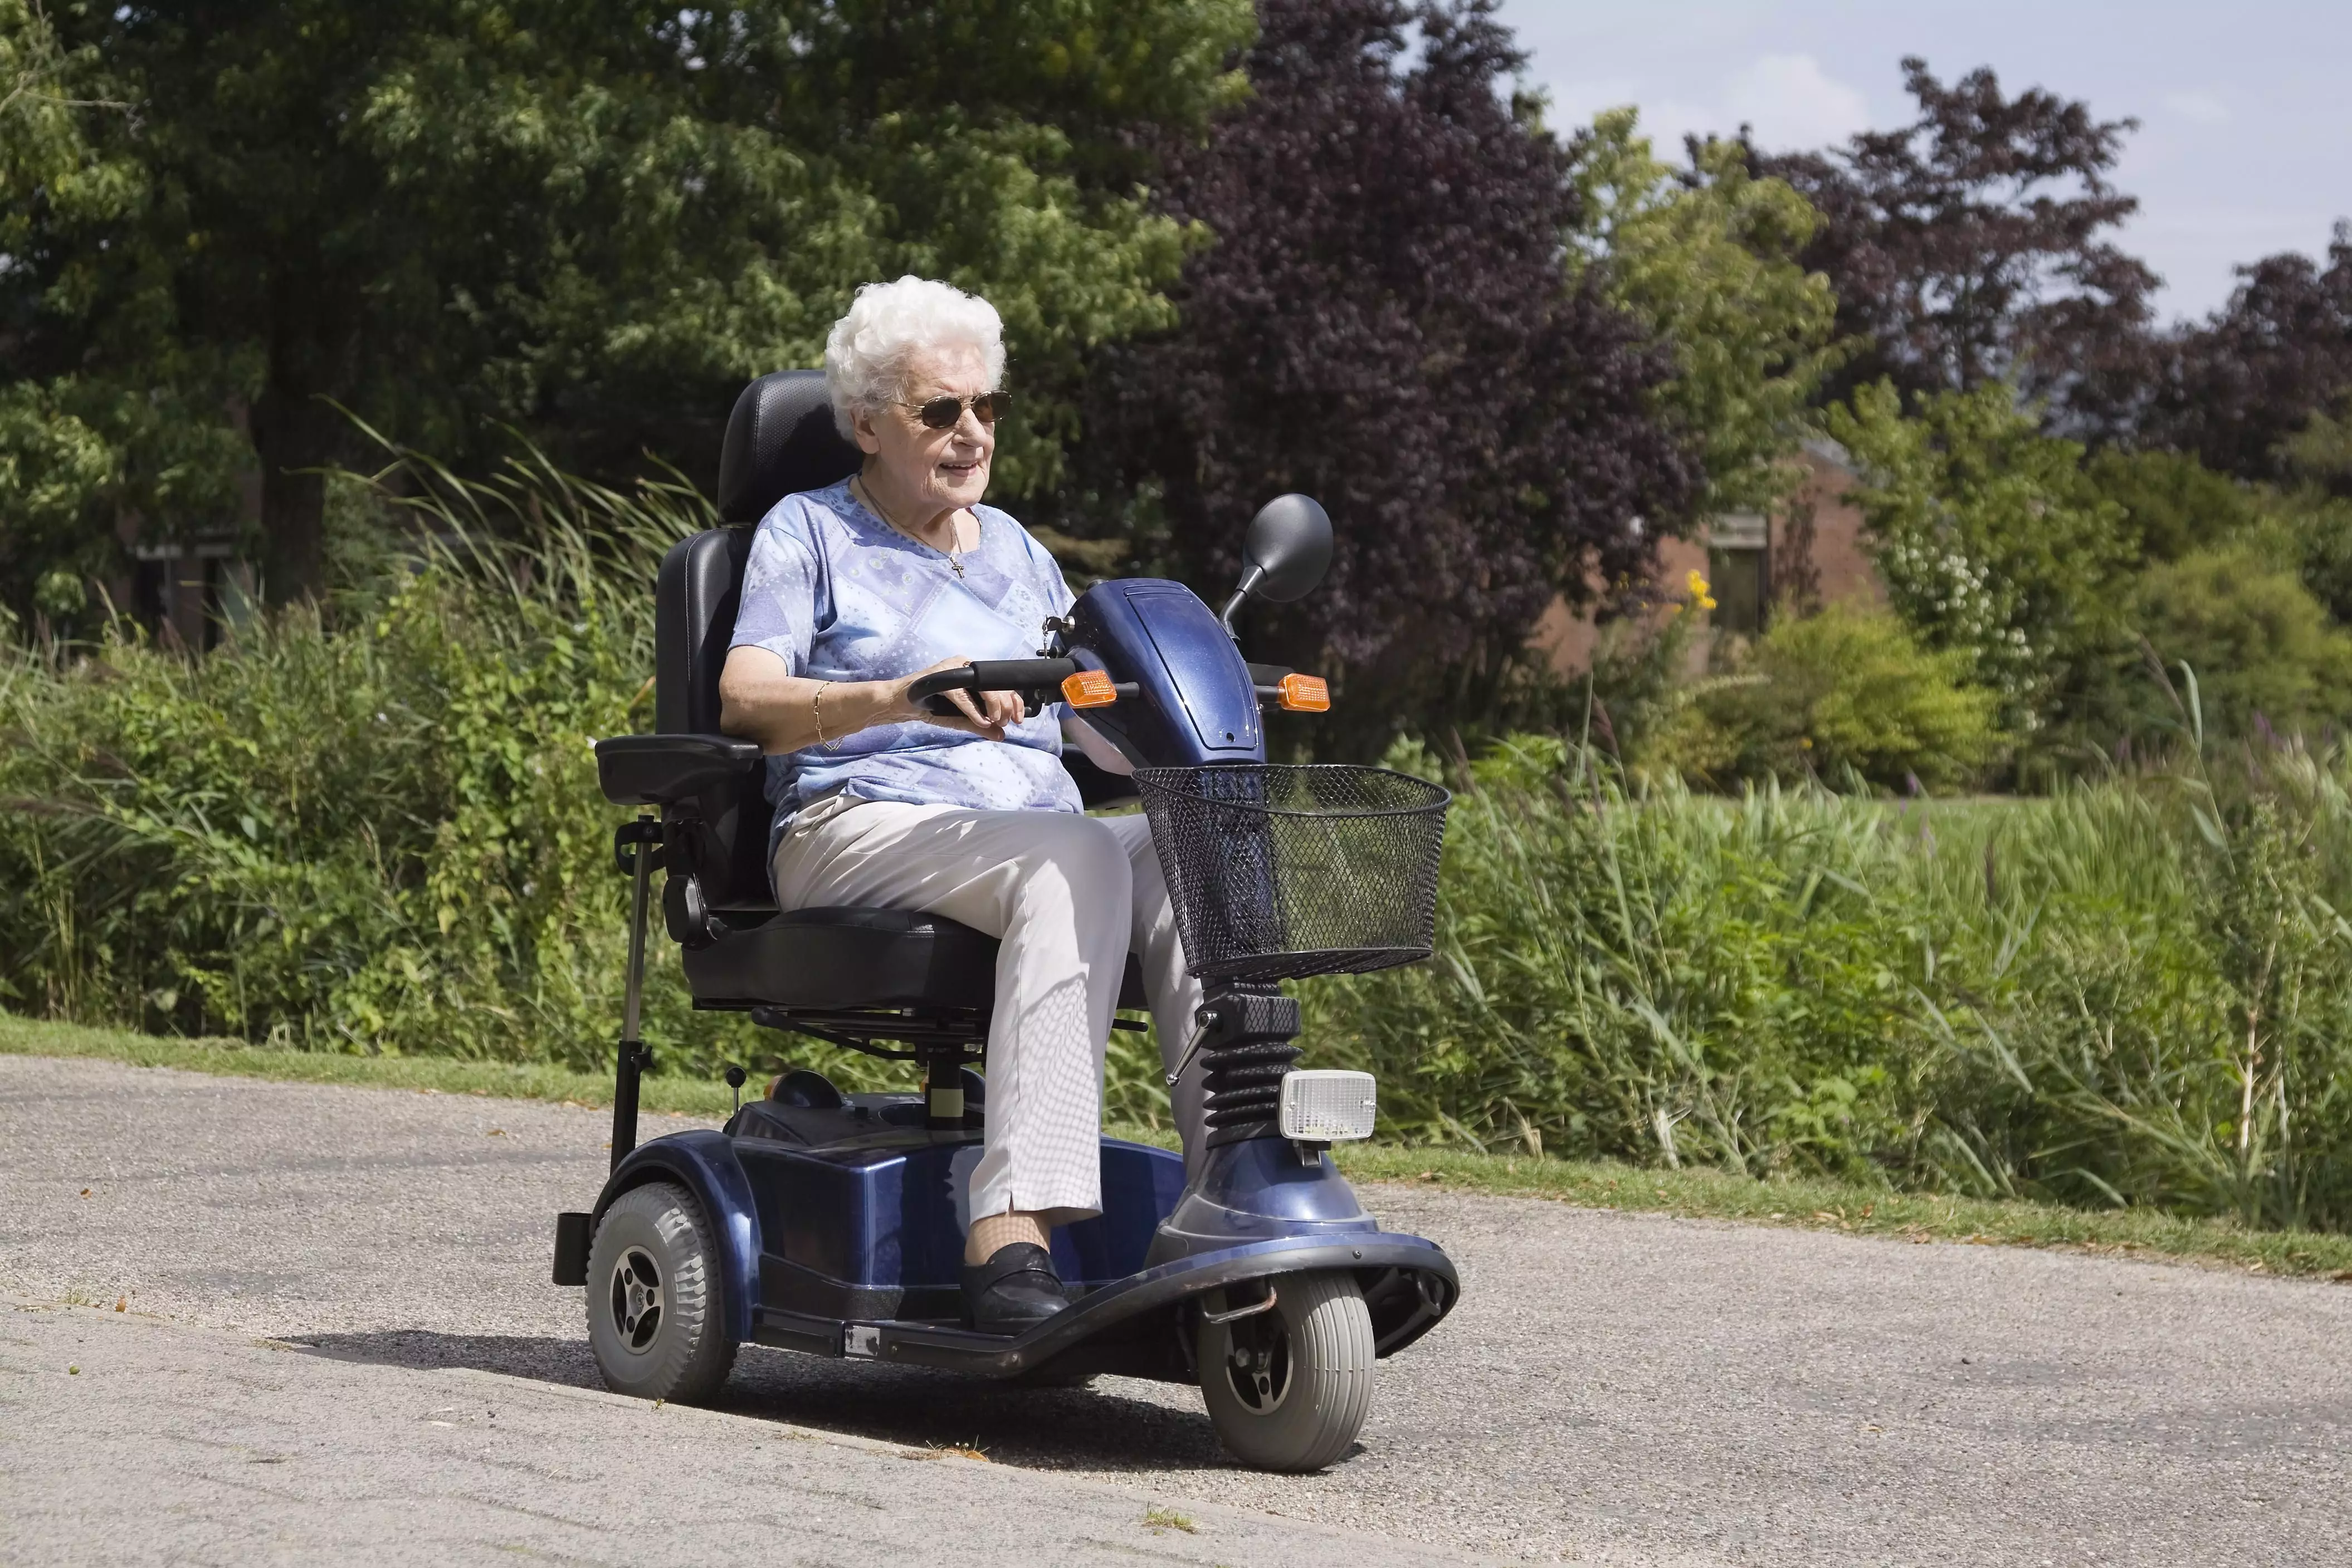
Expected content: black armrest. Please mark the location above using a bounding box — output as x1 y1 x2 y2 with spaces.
595 733 762 807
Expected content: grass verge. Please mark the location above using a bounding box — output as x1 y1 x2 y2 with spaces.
8 1010 2350 1282
1329 1143 2352 1283
0 1012 738 1118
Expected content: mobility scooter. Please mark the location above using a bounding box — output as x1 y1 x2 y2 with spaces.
553 370 1458 1471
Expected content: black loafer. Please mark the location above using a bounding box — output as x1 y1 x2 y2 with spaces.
960 1242 1068 1335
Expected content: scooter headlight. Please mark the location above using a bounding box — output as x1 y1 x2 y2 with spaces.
1278 1070 1377 1142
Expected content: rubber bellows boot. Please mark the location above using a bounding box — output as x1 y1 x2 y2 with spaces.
960 1242 1068 1335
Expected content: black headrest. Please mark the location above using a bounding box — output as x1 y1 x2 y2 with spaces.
716 370 863 524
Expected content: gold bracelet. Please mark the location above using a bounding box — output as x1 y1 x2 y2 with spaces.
811 682 829 747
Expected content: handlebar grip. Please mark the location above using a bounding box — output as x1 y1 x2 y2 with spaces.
970 657 1079 690
907 658 1080 717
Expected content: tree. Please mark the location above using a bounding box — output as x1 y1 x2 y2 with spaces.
0 1 247 627
2083 446 2260 564
1565 109 1843 516
2143 223 2352 482
1070 0 1697 750
0 1 1252 610
1822 379 2135 737
1760 58 2157 436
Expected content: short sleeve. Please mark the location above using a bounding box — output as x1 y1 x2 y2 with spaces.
728 510 823 674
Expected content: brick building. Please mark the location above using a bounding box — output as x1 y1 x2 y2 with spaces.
1533 438 1883 675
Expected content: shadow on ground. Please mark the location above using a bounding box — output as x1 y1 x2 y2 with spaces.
296 1330 1245 1473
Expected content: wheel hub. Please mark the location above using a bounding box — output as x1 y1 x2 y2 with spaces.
610 1246 665 1352
1223 1313 1291 1413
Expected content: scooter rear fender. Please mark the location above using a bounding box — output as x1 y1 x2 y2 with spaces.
593 1130 762 1345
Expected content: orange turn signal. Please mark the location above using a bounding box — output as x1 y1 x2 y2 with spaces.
1277 673 1331 712
1061 669 1119 709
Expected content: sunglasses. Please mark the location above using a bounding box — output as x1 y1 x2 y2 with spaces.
898 390 1012 430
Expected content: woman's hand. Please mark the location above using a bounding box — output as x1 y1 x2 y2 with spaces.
877 656 1024 741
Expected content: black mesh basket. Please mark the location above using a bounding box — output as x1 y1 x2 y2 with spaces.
1134 764 1452 983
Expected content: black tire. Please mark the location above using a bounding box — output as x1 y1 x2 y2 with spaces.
1195 1271 1374 1472
585 1181 738 1404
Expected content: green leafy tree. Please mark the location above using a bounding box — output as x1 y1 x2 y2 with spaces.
2084 446 2261 565
1566 108 1843 515
0 1 1251 610
1823 379 2135 736
1 2 238 626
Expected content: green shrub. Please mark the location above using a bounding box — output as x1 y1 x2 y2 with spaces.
2131 539 2352 740
0 452 761 1073
1642 605 1998 790
2262 487 2352 627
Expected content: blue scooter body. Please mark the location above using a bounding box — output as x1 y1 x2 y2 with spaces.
581 569 1457 1382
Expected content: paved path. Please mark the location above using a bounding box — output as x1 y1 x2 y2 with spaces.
3 1054 2349 1565
2 1300 1457 1566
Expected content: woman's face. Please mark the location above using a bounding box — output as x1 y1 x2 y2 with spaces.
852 345 995 512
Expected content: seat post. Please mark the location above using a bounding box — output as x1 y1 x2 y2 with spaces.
923 1047 967 1131
611 817 661 1172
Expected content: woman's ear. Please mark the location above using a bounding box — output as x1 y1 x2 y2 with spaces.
850 404 884 456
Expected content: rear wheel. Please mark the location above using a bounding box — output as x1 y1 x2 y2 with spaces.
586 1181 738 1404
1195 1271 1373 1472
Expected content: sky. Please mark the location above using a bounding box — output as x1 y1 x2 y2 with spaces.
1495 0 2352 324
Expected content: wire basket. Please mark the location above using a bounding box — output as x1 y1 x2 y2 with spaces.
1134 765 1452 983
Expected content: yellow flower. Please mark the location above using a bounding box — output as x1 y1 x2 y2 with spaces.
1686 569 1710 598
1799 736 1813 749
1699 595 1718 612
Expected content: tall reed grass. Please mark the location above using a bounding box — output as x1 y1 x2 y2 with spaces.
0 451 745 1069
6 457 2350 1231
1300 722 2352 1231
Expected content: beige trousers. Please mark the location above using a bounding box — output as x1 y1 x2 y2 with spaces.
770 798 1205 1227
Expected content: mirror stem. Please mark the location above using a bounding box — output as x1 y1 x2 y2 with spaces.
1220 565 1265 639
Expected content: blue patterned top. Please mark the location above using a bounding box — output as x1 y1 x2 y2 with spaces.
726 481 1082 871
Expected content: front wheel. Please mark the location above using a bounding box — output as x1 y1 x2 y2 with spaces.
586 1181 738 1404
1195 1271 1374 1472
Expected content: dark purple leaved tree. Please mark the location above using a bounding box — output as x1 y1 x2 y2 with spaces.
2143 223 2352 481
1760 58 2159 437
1062 0 1697 753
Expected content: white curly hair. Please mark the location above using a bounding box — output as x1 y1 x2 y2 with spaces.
823 276 1006 438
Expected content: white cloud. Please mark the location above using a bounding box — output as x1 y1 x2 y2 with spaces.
1536 79 1717 154
1538 52 1873 156
2161 89 2232 126
1721 53 1874 150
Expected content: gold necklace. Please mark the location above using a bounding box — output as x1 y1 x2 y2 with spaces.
854 476 968 578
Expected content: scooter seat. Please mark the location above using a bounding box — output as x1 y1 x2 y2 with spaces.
681 906 1146 1015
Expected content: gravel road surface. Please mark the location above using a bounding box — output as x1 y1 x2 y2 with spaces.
4 1054 2349 1565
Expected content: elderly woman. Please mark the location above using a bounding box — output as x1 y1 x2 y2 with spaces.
718 276 1204 1334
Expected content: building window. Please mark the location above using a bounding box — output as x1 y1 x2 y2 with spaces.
1706 512 1769 635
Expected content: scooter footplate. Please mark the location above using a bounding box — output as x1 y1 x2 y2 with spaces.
749 1232 1456 1381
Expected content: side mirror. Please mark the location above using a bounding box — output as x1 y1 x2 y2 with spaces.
1221 494 1332 634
